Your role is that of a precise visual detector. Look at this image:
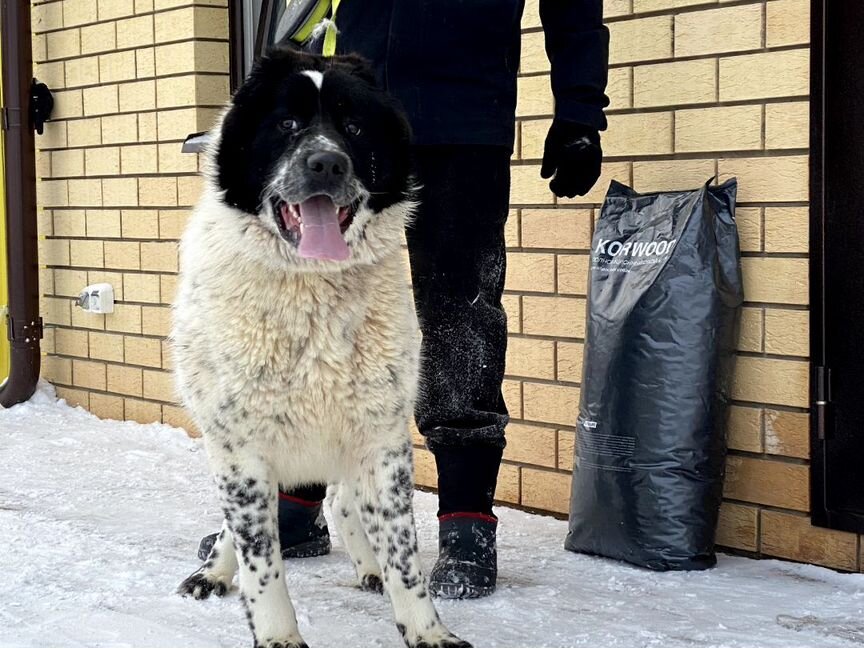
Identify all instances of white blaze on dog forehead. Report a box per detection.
[301,70,324,89]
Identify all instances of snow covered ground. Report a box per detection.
[2,383,864,648]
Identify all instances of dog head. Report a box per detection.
[210,47,412,269]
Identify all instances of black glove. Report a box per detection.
[540,120,602,198]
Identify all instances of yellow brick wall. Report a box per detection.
[32,0,858,570]
[33,0,225,431]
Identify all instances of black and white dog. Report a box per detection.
[173,48,470,648]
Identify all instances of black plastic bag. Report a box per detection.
[565,179,742,571]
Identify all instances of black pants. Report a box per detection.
[286,146,510,516]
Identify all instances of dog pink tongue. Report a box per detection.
[296,196,349,261]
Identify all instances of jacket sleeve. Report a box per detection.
[540,0,610,131]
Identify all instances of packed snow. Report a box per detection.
[2,383,864,648]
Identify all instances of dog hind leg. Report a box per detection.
[178,519,238,599]
[357,442,471,648]
[329,482,383,593]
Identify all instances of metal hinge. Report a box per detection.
[814,365,831,440]
[6,315,43,344]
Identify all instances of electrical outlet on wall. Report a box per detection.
[75,283,115,314]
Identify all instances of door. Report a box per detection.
[811,0,864,533]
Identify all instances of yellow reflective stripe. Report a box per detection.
[292,0,332,44]
[322,0,341,56]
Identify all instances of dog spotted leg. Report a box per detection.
[329,482,383,593]
[178,519,238,599]
[212,454,307,648]
[357,443,471,648]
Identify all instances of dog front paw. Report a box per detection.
[397,624,472,648]
[254,642,309,648]
[413,640,472,648]
[177,569,231,600]
[359,573,384,594]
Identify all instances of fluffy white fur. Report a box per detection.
[172,120,468,646]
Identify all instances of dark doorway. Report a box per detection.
[810,0,864,533]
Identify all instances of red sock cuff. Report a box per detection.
[278,492,322,507]
[438,512,498,524]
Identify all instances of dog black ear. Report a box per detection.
[234,45,320,105]
[329,54,379,87]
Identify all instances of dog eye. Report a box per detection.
[280,118,299,132]
[345,122,361,136]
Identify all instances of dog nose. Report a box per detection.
[306,151,349,183]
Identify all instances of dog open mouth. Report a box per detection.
[274,195,356,261]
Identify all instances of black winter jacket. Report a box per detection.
[334,0,609,149]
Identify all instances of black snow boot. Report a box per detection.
[197,493,331,560]
[428,513,498,599]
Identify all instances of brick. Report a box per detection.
[33,3,64,32]
[52,149,85,177]
[121,145,159,175]
[765,102,809,150]
[68,178,103,207]
[736,207,762,253]
[122,210,160,238]
[68,118,102,148]
[761,511,857,571]
[125,398,162,424]
[675,4,762,57]
[72,359,106,390]
[89,331,125,362]
[634,59,717,108]
[521,468,570,514]
[556,342,583,383]
[136,47,156,78]
[99,0,135,20]
[633,159,716,193]
[607,67,632,111]
[413,447,437,489]
[55,328,90,357]
[767,0,810,48]
[764,207,807,253]
[99,51,136,83]
[39,180,69,208]
[54,268,88,297]
[156,74,229,109]
[741,257,808,305]
[675,105,763,153]
[107,364,144,396]
[178,176,205,206]
[737,306,763,353]
[158,210,190,239]
[157,143,198,173]
[522,296,585,338]
[516,75,553,118]
[155,41,229,76]
[521,209,593,250]
[502,379,522,419]
[124,336,163,368]
[86,210,122,238]
[47,29,81,60]
[38,211,55,238]
[511,164,553,205]
[716,503,758,552]
[89,393,125,420]
[506,253,555,293]
[43,297,72,327]
[43,355,73,384]
[719,156,808,203]
[504,423,557,467]
[70,306,105,330]
[35,61,65,89]
[725,455,809,511]
[605,112,673,156]
[559,161,632,205]
[609,16,672,65]
[731,356,809,408]
[163,405,199,437]
[140,241,178,272]
[55,387,89,409]
[764,308,808,357]
[604,0,631,18]
[41,121,69,149]
[520,119,550,160]
[102,114,139,145]
[70,239,104,268]
[81,22,116,55]
[154,6,228,42]
[139,177,178,207]
[87,270,124,300]
[33,34,47,62]
[634,0,707,11]
[143,369,176,402]
[83,84,120,118]
[764,408,809,460]
[64,56,98,87]
[156,107,220,141]
[523,382,578,427]
[136,0,155,13]
[105,303,142,334]
[557,255,590,296]
[557,429,575,470]
[503,296,520,333]
[506,337,555,380]
[102,178,139,207]
[720,50,809,102]
[116,15,155,49]
[119,80,157,112]
[496,464,521,505]
[727,405,762,453]
[520,31,547,74]
[52,89,83,119]
[123,272,161,303]
[104,241,141,270]
[64,0,98,26]
[138,112,158,141]
[505,210,519,247]
[84,147,121,177]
